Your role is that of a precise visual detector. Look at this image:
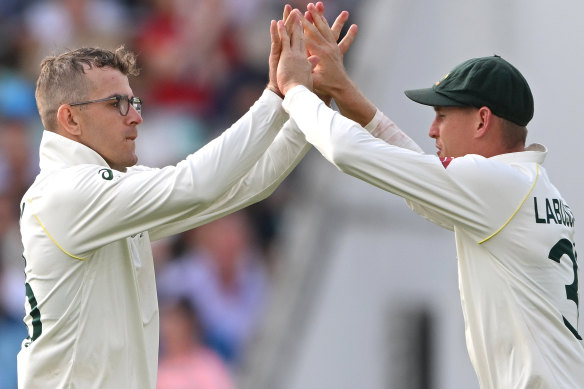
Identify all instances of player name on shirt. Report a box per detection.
[533,197,575,227]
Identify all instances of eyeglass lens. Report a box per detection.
[118,96,142,116]
[131,97,142,115]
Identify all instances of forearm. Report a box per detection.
[149,119,310,240]
[180,89,288,200]
[330,76,377,127]
[363,109,424,153]
[326,75,423,153]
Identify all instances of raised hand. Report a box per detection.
[301,2,375,126]
[267,4,293,97]
[276,10,319,96]
[302,2,358,102]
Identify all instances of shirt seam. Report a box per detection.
[477,163,540,244]
[28,198,87,261]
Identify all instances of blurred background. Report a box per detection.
[0,0,583,388]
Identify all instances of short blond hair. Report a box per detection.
[497,116,527,150]
[35,46,140,131]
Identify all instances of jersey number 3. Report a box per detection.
[548,238,581,340]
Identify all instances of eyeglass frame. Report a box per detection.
[69,94,142,116]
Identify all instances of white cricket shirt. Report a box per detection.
[283,85,584,389]
[18,90,310,388]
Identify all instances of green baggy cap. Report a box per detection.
[404,55,534,126]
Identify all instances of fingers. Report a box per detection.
[284,8,297,31]
[268,19,283,97]
[275,9,314,95]
[281,10,305,51]
[338,24,358,55]
[277,20,290,52]
[306,3,351,44]
[330,11,349,41]
[307,2,330,34]
[303,5,333,47]
[288,11,306,53]
[304,2,323,24]
[270,20,281,52]
[307,55,320,70]
[283,4,292,22]
[284,11,300,38]
[303,3,355,57]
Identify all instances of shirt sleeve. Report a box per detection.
[148,118,310,241]
[363,109,424,153]
[29,90,307,255]
[282,85,535,241]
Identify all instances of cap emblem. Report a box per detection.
[435,72,450,86]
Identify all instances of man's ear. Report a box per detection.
[56,104,82,137]
[475,106,492,139]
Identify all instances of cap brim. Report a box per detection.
[404,88,466,107]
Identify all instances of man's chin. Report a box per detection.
[128,154,138,167]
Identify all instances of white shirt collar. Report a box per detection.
[39,130,110,171]
[489,143,547,164]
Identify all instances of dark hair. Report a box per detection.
[35,46,140,131]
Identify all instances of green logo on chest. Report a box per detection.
[98,168,114,180]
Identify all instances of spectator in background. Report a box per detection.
[0,273,25,389]
[0,69,37,329]
[0,191,25,322]
[134,0,238,119]
[0,6,40,388]
[157,297,234,389]
[131,0,240,168]
[0,119,38,202]
[20,0,129,76]
[0,193,27,389]
[158,211,269,368]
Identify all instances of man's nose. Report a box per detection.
[127,105,143,125]
[428,120,439,139]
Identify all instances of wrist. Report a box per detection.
[328,73,354,102]
[333,79,376,127]
[282,82,305,96]
[266,83,284,99]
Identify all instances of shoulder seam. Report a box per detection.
[28,198,87,261]
[478,164,540,244]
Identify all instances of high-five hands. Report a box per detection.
[268,3,358,102]
[302,2,358,103]
[269,8,319,97]
[267,5,293,97]
[300,2,376,126]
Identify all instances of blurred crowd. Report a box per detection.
[0,0,359,388]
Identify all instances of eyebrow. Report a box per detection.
[104,93,131,99]
[106,94,137,102]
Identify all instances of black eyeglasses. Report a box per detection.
[69,95,142,116]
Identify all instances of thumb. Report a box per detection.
[308,55,320,71]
